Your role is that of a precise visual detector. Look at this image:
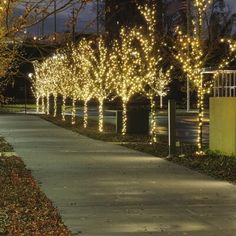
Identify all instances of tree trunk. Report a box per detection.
[98,99,104,132]
[83,100,88,128]
[62,96,66,121]
[46,93,50,115]
[36,96,39,113]
[71,97,76,125]
[122,100,128,136]
[150,96,157,144]
[53,95,57,117]
[41,96,45,113]
[197,78,204,154]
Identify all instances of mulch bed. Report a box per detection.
[169,152,236,184]
[0,140,71,235]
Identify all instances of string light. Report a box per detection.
[135,4,172,144]
[110,28,143,136]
[71,39,95,128]
[90,37,114,132]
[29,0,233,152]
[174,0,213,154]
[41,97,45,113]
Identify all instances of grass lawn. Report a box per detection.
[0,137,71,235]
[0,104,37,113]
[42,114,236,184]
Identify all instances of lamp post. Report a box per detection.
[186,0,191,112]
[168,100,176,157]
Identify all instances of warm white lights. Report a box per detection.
[30,1,231,152]
[174,0,213,154]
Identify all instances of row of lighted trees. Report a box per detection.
[31,1,234,153]
[31,4,171,144]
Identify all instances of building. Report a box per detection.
[105,0,147,37]
[105,0,183,38]
[165,0,188,34]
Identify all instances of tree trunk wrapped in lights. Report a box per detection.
[98,99,104,133]
[149,95,157,144]
[121,100,128,136]
[46,93,50,115]
[41,96,45,114]
[71,97,76,125]
[62,96,66,121]
[53,94,57,118]
[197,82,204,150]
[80,88,93,128]
[36,96,40,113]
[83,100,89,128]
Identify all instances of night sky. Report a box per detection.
[26,0,236,36]
[26,1,97,36]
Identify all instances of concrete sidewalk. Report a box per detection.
[0,114,235,236]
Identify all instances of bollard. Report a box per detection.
[168,100,176,157]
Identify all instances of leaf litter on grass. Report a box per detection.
[0,155,72,235]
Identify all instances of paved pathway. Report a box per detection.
[0,114,236,236]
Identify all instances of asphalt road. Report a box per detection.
[83,109,209,144]
[26,108,209,144]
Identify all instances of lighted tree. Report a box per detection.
[134,4,172,143]
[31,60,47,114]
[157,70,172,108]
[1,1,90,38]
[174,0,213,154]
[31,56,59,115]
[67,64,79,125]
[69,43,86,125]
[0,1,92,101]
[30,62,43,113]
[90,37,114,132]
[224,40,236,61]
[55,52,72,121]
[0,1,18,89]
[111,28,143,135]
[45,57,55,115]
[55,47,78,125]
[72,39,95,128]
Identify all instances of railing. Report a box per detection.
[213,72,236,97]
